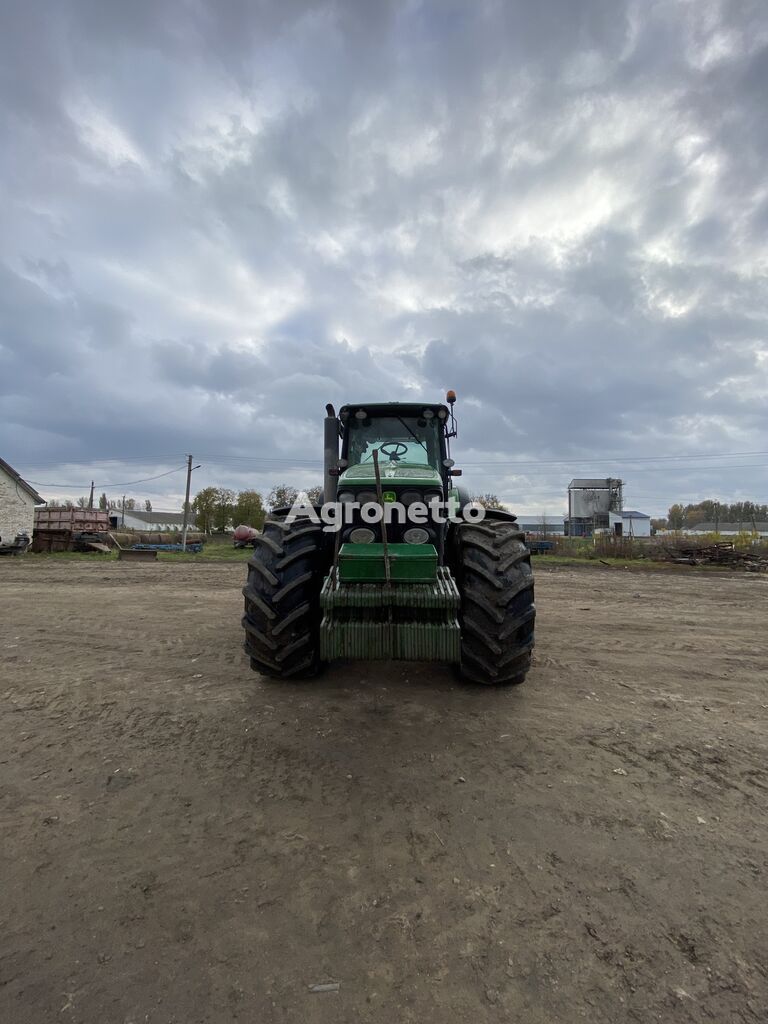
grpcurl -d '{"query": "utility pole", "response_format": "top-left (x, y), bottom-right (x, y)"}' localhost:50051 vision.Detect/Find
top-left (88, 481), bottom-right (94, 509)
top-left (121, 494), bottom-right (126, 527)
top-left (181, 455), bottom-right (193, 551)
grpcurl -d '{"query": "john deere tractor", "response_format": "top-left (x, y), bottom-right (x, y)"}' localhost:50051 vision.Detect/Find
top-left (241, 393), bottom-right (535, 685)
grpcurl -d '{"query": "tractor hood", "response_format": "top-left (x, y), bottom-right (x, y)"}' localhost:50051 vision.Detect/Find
top-left (338, 462), bottom-right (443, 488)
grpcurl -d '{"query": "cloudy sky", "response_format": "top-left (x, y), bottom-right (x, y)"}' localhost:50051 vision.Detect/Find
top-left (1, 0), bottom-right (767, 516)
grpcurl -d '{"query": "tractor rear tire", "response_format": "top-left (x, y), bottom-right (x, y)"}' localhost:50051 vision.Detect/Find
top-left (454, 520), bottom-right (535, 685)
top-left (242, 514), bottom-right (326, 679)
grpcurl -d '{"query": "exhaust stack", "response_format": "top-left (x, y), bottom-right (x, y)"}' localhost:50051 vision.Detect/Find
top-left (323, 403), bottom-right (339, 502)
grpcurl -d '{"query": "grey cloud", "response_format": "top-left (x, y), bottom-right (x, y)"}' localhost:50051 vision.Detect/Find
top-left (1, 0), bottom-right (767, 513)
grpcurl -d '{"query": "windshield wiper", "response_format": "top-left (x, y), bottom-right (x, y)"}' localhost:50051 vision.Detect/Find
top-left (397, 417), bottom-right (428, 453)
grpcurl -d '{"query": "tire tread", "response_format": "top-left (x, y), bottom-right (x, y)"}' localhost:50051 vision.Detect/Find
top-left (242, 514), bottom-right (326, 679)
top-left (455, 521), bottom-right (535, 686)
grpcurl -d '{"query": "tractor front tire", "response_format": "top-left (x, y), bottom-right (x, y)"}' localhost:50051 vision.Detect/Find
top-left (455, 520), bottom-right (536, 685)
top-left (242, 515), bottom-right (326, 679)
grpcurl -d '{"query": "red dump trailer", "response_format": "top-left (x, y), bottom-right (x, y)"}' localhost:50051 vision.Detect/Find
top-left (32, 508), bottom-right (111, 552)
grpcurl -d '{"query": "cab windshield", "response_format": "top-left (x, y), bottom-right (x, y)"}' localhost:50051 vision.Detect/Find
top-left (346, 414), bottom-right (442, 469)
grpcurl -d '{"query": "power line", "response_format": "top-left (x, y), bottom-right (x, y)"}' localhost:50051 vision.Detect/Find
top-left (193, 448), bottom-right (768, 468)
top-left (461, 450), bottom-right (768, 466)
top-left (30, 462), bottom-right (768, 488)
top-left (20, 444), bottom-right (768, 495)
top-left (213, 451), bottom-right (768, 467)
top-left (18, 447), bottom-right (768, 470)
top-left (19, 454), bottom-right (186, 468)
top-left (475, 463), bottom-right (768, 475)
top-left (99, 466), bottom-right (189, 487)
top-left (193, 454), bottom-right (322, 464)
top-left (28, 465), bottom-right (188, 489)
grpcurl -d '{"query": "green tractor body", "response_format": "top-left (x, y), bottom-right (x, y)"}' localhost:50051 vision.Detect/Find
top-left (242, 396), bottom-right (535, 685)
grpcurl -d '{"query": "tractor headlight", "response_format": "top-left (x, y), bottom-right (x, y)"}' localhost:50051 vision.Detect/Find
top-left (400, 490), bottom-right (421, 506)
top-left (404, 528), bottom-right (429, 545)
top-left (350, 527), bottom-right (375, 544)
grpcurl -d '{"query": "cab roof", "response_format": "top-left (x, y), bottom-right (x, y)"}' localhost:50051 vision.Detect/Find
top-left (339, 401), bottom-right (449, 418)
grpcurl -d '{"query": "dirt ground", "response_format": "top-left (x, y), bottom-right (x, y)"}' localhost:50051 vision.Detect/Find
top-left (1, 560), bottom-right (767, 1024)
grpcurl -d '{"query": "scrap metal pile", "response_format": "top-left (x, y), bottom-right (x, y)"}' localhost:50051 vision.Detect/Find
top-left (664, 539), bottom-right (768, 571)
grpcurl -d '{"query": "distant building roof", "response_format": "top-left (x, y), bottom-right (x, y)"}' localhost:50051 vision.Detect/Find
top-left (621, 510), bottom-right (650, 519)
top-left (0, 457), bottom-right (45, 505)
top-left (689, 521), bottom-right (768, 533)
top-left (568, 478), bottom-right (622, 489)
top-left (110, 508), bottom-right (195, 527)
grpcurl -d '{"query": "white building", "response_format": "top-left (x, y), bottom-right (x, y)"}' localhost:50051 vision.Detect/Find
top-left (0, 457), bottom-right (45, 543)
top-left (608, 510), bottom-right (652, 538)
top-left (107, 508), bottom-right (197, 531)
top-left (685, 521), bottom-right (768, 538)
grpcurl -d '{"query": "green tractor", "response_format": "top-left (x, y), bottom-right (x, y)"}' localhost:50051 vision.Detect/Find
top-left (242, 393), bottom-right (535, 685)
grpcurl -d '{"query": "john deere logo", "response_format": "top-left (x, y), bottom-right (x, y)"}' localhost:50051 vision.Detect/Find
top-left (382, 491), bottom-right (396, 503)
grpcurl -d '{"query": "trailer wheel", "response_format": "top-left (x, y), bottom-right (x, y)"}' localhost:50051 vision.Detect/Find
top-left (454, 520), bottom-right (536, 685)
top-left (242, 514), bottom-right (326, 679)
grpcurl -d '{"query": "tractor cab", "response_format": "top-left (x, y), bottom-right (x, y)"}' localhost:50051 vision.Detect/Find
top-left (329, 402), bottom-right (458, 553)
top-left (337, 402), bottom-right (452, 493)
